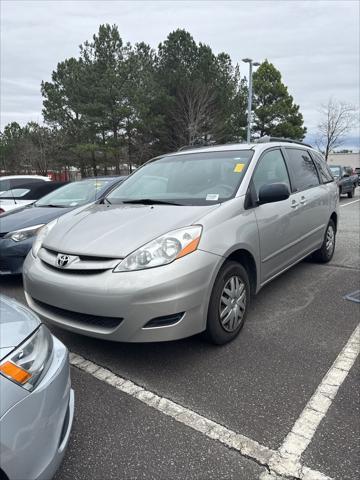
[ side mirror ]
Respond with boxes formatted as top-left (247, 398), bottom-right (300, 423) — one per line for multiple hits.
top-left (258, 183), bottom-right (290, 205)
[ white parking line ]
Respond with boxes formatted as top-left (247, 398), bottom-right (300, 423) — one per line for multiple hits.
top-left (268, 323), bottom-right (360, 478)
top-left (340, 199), bottom-right (360, 207)
top-left (69, 352), bottom-right (332, 480)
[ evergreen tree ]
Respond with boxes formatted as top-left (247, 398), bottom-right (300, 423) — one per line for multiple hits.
top-left (252, 60), bottom-right (306, 140)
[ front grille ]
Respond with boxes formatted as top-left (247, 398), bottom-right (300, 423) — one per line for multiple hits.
top-left (32, 297), bottom-right (123, 329)
top-left (44, 247), bottom-right (120, 262)
top-left (40, 247), bottom-right (120, 272)
top-left (41, 260), bottom-right (105, 275)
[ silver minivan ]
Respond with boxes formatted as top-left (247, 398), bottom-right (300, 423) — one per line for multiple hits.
top-left (23, 140), bottom-right (338, 344)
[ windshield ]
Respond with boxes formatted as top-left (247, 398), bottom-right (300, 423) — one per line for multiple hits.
top-left (107, 150), bottom-right (254, 206)
top-left (329, 166), bottom-right (341, 177)
top-left (35, 179), bottom-right (112, 207)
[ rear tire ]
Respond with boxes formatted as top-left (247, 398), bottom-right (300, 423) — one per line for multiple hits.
top-left (205, 261), bottom-right (250, 345)
top-left (313, 219), bottom-right (336, 263)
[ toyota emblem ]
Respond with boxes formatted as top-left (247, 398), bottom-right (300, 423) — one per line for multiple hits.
top-left (57, 254), bottom-right (70, 268)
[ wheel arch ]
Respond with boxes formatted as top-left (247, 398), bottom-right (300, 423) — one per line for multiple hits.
top-left (330, 211), bottom-right (338, 231)
top-left (224, 248), bottom-right (258, 296)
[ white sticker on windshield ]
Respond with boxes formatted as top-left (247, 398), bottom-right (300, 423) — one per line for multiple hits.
top-left (206, 193), bottom-right (219, 201)
top-left (70, 202), bottom-right (78, 207)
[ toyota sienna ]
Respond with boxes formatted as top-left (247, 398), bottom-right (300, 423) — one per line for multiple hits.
top-left (23, 139), bottom-right (338, 344)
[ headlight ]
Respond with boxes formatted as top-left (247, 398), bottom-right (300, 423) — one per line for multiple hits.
top-left (114, 225), bottom-right (202, 272)
top-left (32, 219), bottom-right (58, 257)
top-left (4, 224), bottom-right (45, 242)
top-left (0, 325), bottom-right (53, 391)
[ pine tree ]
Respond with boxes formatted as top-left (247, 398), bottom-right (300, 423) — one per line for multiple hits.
top-left (252, 60), bottom-right (306, 140)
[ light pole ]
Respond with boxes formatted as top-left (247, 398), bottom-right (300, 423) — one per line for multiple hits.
top-left (242, 58), bottom-right (260, 143)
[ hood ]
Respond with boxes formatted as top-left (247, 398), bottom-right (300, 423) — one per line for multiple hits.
top-left (0, 204), bottom-right (72, 234)
top-left (44, 203), bottom-right (218, 258)
top-left (0, 295), bottom-right (40, 354)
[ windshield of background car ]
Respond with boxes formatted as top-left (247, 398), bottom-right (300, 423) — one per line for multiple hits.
top-left (329, 166), bottom-right (341, 178)
top-left (107, 150), bottom-right (254, 206)
top-left (35, 179), bottom-right (112, 207)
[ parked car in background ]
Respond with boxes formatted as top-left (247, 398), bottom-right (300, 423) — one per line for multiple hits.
top-left (0, 181), bottom-right (66, 214)
top-left (0, 294), bottom-right (74, 480)
top-left (354, 167), bottom-right (360, 186)
top-left (329, 165), bottom-right (358, 198)
top-left (0, 176), bottom-right (125, 275)
top-left (0, 175), bottom-right (50, 191)
top-left (23, 139), bottom-right (338, 345)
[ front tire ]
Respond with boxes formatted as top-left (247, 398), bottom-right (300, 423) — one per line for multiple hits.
top-left (205, 261), bottom-right (250, 345)
top-left (313, 219), bottom-right (336, 263)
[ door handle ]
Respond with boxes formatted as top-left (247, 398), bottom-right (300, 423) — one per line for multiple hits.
top-left (300, 196), bottom-right (306, 205)
top-left (290, 200), bottom-right (299, 208)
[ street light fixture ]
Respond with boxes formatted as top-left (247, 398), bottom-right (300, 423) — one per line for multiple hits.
top-left (242, 58), bottom-right (260, 143)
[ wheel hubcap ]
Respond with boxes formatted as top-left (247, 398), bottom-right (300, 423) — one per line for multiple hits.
top-left (219, 276), bottom-right (246, 332)
top-left (326, 225), bottom-right (335, 254)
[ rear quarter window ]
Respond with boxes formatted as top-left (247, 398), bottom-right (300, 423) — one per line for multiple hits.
top-left (310, 151), bottom-right (334, 183)
top-left (285, 148), bottom-right (320, 192)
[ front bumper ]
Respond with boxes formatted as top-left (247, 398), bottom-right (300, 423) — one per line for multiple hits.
top-left (23, 249), bottom-right (221, 342)
top-left (0, 336), bottom-right (74, 480)
top-left (0, 237), bottom-right (33, 275)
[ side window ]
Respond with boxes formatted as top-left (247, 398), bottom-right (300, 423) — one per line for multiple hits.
top-left (10, 178), bottom-right (42, 188)
top-left (0, 179), bottom-right (10, 192)
top-left (286, 149), bottom-right (320, 192)
top-left (253, 149), bottom-right (290, 198)
top-left (311, 152), bottom-right (334, 183)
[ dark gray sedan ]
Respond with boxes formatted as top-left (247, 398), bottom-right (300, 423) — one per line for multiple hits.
top-left (0, 176), bottom-right (125, 275)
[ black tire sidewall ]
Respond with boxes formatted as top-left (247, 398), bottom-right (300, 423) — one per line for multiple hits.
top-left (316, 219), bottom-right (336, 262)
top-left (206, 261), bottom-right (250, 345)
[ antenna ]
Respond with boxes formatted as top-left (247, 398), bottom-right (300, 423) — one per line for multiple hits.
top-left (9, 181), bottom-right (17, 206)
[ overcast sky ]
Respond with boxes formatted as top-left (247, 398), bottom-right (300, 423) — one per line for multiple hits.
top-left (1, 0), bottom-right (359, 145)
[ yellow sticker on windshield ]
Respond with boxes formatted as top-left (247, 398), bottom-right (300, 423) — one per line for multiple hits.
top-left (234, 163), bottom-right (245, 173)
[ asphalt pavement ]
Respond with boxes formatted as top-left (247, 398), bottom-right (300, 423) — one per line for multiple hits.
top-left (0, 193), bottom-right (359, 480)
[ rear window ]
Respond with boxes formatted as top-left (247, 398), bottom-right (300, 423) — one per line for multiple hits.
top-left (0, 188), bottom-right (30, 199)
top-left (0, 179), bottom-right (10, 192)
top-left (329, 166), bottom-right (341, 178)
top-left (286, 148), bottom-right (320, 192)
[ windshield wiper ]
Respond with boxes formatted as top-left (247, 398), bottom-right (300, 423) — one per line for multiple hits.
top-left (36, 204), bottom-right (68, 208)
top-left (100, 197), bottom-right (112, 205)
top-left (122, 198), bottom-right (181, 206)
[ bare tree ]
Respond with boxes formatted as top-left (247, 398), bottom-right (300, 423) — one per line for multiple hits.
top-left (173, 83), bottom-right (217, 148)
top-left (316, 98), bottom-right (358, 161)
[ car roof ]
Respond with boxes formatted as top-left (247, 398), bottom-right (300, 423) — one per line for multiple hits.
top-left (0, 175), bottom-right (50, 181)
top-left (0, 181), bottom-right (67, 200)
top-left (167, 141), bottom-right (315, 158)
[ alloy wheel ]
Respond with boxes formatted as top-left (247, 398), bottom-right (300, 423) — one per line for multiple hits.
top-left (326, 225), bottom-right (335, 255)
top-left (219, 276), bottom-right (246, 332)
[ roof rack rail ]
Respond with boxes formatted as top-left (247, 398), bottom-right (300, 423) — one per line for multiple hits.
top-left (255, 136), bottom-right (313, 148)
top-left (178, 139), bottom-right (248, 152)
top-left (177, 143), bottom-right (216, 152)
